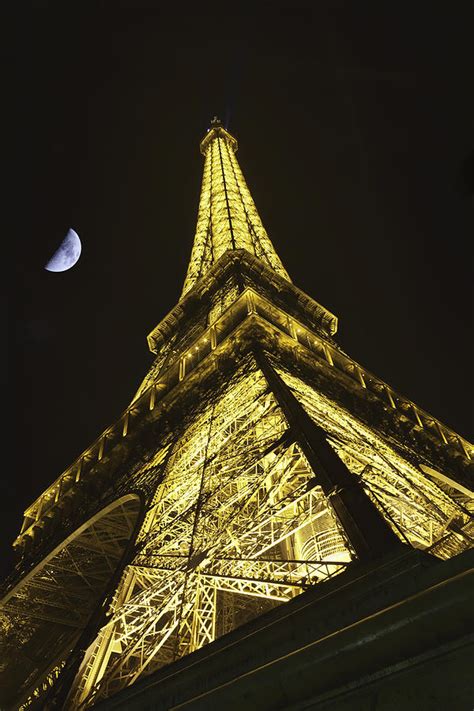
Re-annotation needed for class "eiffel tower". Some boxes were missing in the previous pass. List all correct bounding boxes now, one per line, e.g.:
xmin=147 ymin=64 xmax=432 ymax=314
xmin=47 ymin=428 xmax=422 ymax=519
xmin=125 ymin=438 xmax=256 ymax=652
xmin=2 ymin=118 xmax=473 ymax=711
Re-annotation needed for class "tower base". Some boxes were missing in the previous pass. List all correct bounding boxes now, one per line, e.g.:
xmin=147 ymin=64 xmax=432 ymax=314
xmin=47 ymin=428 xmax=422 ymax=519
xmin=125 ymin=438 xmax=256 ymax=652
xmin=92 ymin=547 xmax=473 ymax=710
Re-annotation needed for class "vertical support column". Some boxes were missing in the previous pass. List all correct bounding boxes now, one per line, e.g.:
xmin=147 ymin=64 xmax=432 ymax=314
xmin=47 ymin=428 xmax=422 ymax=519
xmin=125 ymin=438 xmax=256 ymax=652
xmin=246 ymin=291 xmax=257 ymax=315
xmin=54 ymin=482 xmax=62 ymax=504
xmin=355 ymin=366 xmax=366 ymax=388
xmin=385 ymin=386 xmax=396 ymax=409
xmin=435 ymin=421 xmax=448 ymax=445
xmin=323 ymin=344 xmax=334 ymax=366
xmin=457 ymin=436 xmax=470 ymax=460
xmin=75 ymin=459 xmax=83 ymax=483
xmin=98 ymin=436 xmax=106 ymax=461
xmin=412 ymin=405 xmax=423 ymax=428
xmin=210 ymin=326 xmax=217 ymax=350
xmin=122 ymin=412 xmax=129 ymax=437
xmin=72 ymin=567 xmax=139 ymax=707
xmin=190 ymin=575 xmax=217 ymax=652
xmin=254 ymin=348 xmax=405 ymax=561
xmin=287 ymin=317 xmax=297 ymax=341
xmin=35 ymin=498 xmax=44 ymax=522
xmin=149 ymin=385 xmax=156 ymax=411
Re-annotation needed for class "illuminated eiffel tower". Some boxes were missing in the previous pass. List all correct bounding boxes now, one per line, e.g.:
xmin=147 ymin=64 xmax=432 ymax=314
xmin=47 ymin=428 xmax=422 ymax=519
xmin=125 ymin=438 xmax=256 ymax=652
xmin=1 ymin=118 xmax=473 ymax=711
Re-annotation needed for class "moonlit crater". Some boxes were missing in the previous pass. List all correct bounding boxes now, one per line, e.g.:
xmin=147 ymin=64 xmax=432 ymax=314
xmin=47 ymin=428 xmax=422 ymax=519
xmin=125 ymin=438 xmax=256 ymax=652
xmin=45 ymin=228 xmax=82 ymax=272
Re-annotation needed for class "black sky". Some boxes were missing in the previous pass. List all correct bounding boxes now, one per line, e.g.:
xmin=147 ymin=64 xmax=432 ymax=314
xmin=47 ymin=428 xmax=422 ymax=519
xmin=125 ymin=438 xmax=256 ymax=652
xmin=6 ymin=3 xmax=473 ymax=578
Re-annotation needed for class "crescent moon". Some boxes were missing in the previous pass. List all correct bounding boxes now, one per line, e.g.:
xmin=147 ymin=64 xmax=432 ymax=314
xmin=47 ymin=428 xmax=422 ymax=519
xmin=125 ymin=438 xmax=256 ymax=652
xmin=45 ymin=228 xmax=82 ymax=272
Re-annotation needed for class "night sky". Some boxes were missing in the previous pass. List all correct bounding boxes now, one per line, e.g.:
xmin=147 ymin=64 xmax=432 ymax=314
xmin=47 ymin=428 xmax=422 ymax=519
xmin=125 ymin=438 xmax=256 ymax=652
xmin=6 ymin=4 xmax=473 ymax=579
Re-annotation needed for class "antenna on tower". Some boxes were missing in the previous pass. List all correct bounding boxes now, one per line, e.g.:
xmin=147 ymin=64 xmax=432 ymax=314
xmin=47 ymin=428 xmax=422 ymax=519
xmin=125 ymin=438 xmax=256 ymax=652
xmin=210 ymin=116 xmax=223 ymax=128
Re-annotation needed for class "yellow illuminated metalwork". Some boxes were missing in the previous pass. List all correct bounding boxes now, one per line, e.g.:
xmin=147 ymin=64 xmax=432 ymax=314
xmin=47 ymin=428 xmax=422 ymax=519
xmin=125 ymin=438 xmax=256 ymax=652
xmin=67 ymin=349 xmax=472 ymax=707
xmin=274 ymin=365 xmax=473 ymax=556
xmin=1 ymin=120 xmax=472 ymax=711
xmin=181 ymin=121 xmax=290 ymax=296
xmin=68 ymin=360 xmax=352 ymax=707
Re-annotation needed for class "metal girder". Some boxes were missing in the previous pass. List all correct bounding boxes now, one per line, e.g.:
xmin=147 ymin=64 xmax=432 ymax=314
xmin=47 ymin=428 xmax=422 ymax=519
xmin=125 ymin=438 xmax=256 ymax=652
xmin=68 ymin=363 xmax=353 ymax=707
xmin=274 ymin=361 xmax=472 ymax=558
xmin=181 ymin=126 xmax=290 ymax=297
xmin=2 ymin=497 xmax=140 ymax=711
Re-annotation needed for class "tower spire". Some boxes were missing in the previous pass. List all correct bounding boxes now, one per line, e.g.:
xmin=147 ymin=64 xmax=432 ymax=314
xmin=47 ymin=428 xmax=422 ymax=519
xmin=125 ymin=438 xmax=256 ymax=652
xmin=181 ymin=119 xmax=291 ymax=297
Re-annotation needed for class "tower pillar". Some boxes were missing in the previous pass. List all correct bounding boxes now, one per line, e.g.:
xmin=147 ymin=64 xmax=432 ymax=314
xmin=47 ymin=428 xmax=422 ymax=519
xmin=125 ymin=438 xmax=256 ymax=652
xmin=254 ymin=348 xmax=405 ymax=560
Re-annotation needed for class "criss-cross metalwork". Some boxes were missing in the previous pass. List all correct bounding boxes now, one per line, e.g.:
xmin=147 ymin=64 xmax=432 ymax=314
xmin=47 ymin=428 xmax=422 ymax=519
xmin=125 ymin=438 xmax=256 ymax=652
xmin=2 ymin=121 xmax=472 ymax=711
xmin=69 ymin=362 xmax=352 ymax=707
xmin=181 ymin=120 xmax=290 ymax=296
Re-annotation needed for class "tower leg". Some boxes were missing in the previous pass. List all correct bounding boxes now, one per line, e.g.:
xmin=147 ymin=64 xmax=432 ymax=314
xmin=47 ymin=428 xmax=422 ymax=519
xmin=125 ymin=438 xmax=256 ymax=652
xmin=254 ymin=349 xmax=405 ymax=560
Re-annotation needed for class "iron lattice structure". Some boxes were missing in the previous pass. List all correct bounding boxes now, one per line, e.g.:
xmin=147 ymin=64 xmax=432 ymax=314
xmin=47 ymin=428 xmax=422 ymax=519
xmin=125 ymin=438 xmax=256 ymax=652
xmin=1 ymin=118 xmax=473 ymax=710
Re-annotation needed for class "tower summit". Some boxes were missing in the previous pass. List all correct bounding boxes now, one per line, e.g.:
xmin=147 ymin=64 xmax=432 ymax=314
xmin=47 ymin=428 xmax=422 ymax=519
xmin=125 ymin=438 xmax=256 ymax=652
xmin=1 ymin=123 xmax=472 ymax=711
xmin=181 ymin=117 xmax=290 ymax=296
